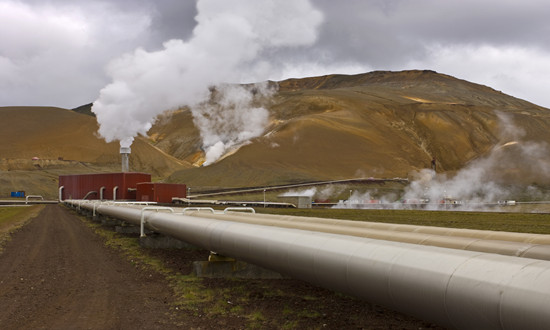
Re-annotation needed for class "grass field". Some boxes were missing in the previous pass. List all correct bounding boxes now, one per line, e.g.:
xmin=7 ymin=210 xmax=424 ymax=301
xmin=0 ymin=205 xmax=44 ymax=250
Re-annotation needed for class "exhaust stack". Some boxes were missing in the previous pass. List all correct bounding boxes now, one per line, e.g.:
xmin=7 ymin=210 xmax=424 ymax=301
xmin=120 ymin=147 xmax=131 ymax=172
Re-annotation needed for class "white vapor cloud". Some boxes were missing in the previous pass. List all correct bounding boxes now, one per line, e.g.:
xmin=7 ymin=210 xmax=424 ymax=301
xmin=0 ymin=0 xmax=152 ymax=107
xmin=281 ymin=187 xmax=318 ymax=197
xmin=406 ymin=44 xmax=550 ymax=108
xmin=335 ymin=113 xmax=550 ymax=210
xmin=1 ymin=0 xmax=550 ymax=110
xmin=193 ymin=83 xmax=275 ymax=165
xmin=92 ymin=0 xmax=323 ymax=163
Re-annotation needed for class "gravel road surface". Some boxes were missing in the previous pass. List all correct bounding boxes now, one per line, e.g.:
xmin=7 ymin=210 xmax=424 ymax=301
xmin=0 ymin=205 xmax=176 ymax=329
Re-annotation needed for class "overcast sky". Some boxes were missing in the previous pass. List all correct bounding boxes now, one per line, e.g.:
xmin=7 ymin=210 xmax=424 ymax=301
xmin=1 ymin=0 xmax=550 ymax=109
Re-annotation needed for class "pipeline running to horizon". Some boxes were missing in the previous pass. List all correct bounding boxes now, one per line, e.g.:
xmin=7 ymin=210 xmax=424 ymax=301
xmin=66 ymin=200 xmax=550 ymax=329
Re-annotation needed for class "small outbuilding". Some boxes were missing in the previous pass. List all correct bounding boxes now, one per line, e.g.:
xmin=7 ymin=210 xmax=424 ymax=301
xmin=136 ymin=182 xmax=187 ymax=203
xmin=278 ymin=195 xmax=312 ymax=209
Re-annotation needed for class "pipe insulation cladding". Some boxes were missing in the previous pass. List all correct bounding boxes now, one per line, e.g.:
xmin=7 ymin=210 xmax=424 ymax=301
xmin=184 ymin=211 xmax=550 ymax=261
xmin=207 ymin=211 xmax=550 ymax=244
xmin=68 ymin=201 xmax=550 ymax=329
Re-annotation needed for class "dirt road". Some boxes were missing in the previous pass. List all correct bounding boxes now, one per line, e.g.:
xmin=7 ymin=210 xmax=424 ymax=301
xmin=0 ymin=205 xmax=177 ymax=329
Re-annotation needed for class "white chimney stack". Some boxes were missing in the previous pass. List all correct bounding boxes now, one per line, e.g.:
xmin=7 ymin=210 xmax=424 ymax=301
xmin=120 ymin=147 xmax=131 ymax=172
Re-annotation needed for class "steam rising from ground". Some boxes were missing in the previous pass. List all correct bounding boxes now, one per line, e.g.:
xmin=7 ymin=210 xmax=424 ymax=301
xmin=280 ymin=187 xmax=319 ymax=197
xmin=91 ymin=0 xmax=323 ymax=163
xmin=401 ymin=113 xmax=550 ymax=209
xmin=194 ymin=83 xmax=275 ymax=165
xmin=334 ymin=113 xmax=550 ymax=210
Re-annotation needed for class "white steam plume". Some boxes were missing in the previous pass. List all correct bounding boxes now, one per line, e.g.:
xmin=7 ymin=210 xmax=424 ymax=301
xmin=334 ymin=190 xmax=397 ymax=209
xmin=402 ymin=113 xmax=550 ymax=209
xmin=280 ymin=186 xmax=340 ymax=199
xmin=194 ymin=83 xmax=275 ymax=165
xmin=280 ymin=187 xmax=318 ymax=197
xmin=92 ymin=0 xmax=323 ymax=160
xmin=335 ymin=113 xmax=550 ymax=210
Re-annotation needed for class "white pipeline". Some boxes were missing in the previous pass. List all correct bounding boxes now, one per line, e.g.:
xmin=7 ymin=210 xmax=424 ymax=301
xmin=190 ymin=211 xmax=550 ymax=260
xmin=67 ymin=200 xmax=550 ymax=329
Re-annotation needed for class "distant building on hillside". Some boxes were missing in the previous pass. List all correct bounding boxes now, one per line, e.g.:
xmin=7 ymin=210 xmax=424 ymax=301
xmin=136 ymin=182 xmax=187 ymax=203
xmin=278 ymin=195 xmax=312 ymax=209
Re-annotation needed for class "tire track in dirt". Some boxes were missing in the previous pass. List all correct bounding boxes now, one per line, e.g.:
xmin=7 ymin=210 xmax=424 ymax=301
xmin=0 ymin=205 xmax=178 ymax=329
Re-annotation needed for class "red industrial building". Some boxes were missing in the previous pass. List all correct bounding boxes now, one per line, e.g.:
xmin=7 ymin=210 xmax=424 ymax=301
xmin=59 ymin=172 xmax=186 ymax=202
xmin=136 ymin=182 xmax=187 ymax=203
xmin=59 ymin=172 xmax=151 ymax=200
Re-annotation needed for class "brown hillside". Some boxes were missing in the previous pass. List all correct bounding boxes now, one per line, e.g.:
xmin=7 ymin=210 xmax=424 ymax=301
xmin=163 ymin=70 xmax=550 ymax=187
xmin=3 ymin=70 xmax=550 ymax=196
xmin=0 ymin=106 xmax=190 ymax=198
xmin=147 ymin=109 xmax=203 ymax=163
xmin=0 ymin=106 xmax=118 ymax=162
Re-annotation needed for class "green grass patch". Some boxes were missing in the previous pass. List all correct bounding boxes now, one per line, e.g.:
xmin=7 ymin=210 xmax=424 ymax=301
xmin=0 ymin=205 xmax=42 ymax=228
xmin=0 ymin=205 xmax=44 ymax=251
xmin=248 ymin=311 xmax=265 ymax=320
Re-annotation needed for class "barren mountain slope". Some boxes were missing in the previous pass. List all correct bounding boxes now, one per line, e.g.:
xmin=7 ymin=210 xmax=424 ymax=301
xmin=163 ymin=70 xmax=550 ymax=187
xmin=0 ymin=106 xmax=190 ymax=198
xmin=147 ymin=109 xmax=203 ymax=165
xmin=2 ymin=70 xmax=549 ymax=197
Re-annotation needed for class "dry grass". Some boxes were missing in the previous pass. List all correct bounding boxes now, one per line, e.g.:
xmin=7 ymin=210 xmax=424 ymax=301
xmin=0 ymin=205 xmax=44 ymax=251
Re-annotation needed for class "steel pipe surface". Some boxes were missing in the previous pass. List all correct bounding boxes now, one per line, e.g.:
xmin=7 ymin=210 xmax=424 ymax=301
xmin=67 ymin=201 xmax=550 ymax=329
xmin=217 ymin=211 xmax=550 ymax=244
xmin=184 ymin=211 xmax=550 ymax=261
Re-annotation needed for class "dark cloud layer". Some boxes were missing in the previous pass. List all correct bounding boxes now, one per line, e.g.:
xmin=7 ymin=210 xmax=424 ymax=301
xmin=1 ymin=0 xmax=549 ymax=108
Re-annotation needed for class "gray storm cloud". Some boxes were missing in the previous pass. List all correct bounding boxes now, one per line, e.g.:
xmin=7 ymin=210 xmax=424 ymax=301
xmin=3 ymin=1 xmax=550 ymax=109
xmin=91 ymin=0 xmax=323 ymax=165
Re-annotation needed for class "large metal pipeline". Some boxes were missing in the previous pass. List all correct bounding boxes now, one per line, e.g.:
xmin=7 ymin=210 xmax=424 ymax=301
xmin=74 ymin=200 xmax=550 ymax=260
xmin=214 ymin=211 xmax=550 ymax=244
xmin=67 ymin=200 xmax=550 ymax=329
xmin=187 ymin=211 xmax=550 ymax=260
